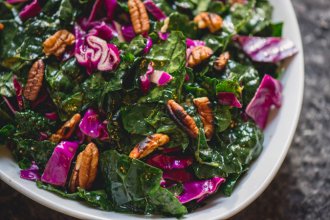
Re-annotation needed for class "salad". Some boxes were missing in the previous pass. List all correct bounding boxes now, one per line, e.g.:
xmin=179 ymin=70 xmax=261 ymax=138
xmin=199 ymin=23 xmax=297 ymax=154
xmin=0 ymin=0 xmax=298 ymax=217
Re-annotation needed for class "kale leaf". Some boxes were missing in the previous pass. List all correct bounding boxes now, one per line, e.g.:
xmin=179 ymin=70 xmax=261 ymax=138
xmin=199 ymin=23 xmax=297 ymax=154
xmin=36 ymin=181 xmax=113 ymax=211
xmin=12 ymin=138 xmax=56 ymax=170
xmin=15 ymin=110 xmax=55 ymax=139
xmin=100 ymin=150 xmax=188 ymax=216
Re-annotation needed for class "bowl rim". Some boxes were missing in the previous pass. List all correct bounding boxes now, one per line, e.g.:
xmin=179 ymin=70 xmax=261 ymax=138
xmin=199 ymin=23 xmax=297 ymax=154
xmin=0 ymin=0 xmax=304 ymax=219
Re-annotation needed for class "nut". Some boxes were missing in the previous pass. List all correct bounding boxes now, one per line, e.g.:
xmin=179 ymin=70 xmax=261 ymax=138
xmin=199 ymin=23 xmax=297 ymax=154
xmin=49 ymin=114 xmax=81 ymax=143
xmin=167 ymin=99 xmax=199 ymax=138
xmin=128 ymin=0 xmax=150 ymax=35
xmin=214 ymin=52 xmax=230 ymax=71
xmin=43 ymin=30 xmax=75 ymax=57
xmin=69 ymin=142 xmax=99 ymax=192
xmin=193 ymin=97 xmax=214 ymax=140
xmin=23 ymin=59 xmax=44 ymax=101
xmin=0 ymin=23 xmax=4 ymax=31
xmin=187 ymin=46 xmax=213 ymax=68
xmin=129 ymin=134 xmax=169 ymax=159
xmin=194 ymin=12 xmax=223 ymax=33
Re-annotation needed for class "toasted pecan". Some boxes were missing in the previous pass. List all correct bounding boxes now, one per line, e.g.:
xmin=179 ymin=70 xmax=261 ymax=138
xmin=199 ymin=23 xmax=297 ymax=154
xmin=194 ymin=12 xmax=223 ymax=33
xmin=187 ymin=46 xmax=213 ymax=68
xmin=167 ymin=100 xmax=199 ymax=138
xmin=49 ymin=114 xmax=81 ymax=143
xmin=69 ymin=143 xmax=99 ymax=192
xmin=129 ymin=134 xmax=169 ymax=159
xmin=23 ymin=60 xmax=44 ymax=101
xmin=43 ymin=30 xmax=75 ymax=57
xmin=128 ymin=0 xmax=150 ymax=35
xmin=193 ymin=97 xmax=214 ymax=140
xmin=214 ymin=52 xmax=230 ymax=71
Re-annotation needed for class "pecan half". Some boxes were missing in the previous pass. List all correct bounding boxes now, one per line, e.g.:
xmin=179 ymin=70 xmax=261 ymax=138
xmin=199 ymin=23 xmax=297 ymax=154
xmin=214 ymin=52 xmax=230 ymax=71
xmin=128 ymin=0 xmax=150 ymax=35
xmin=129 ymin=134 xmax=169 ymax=159
xmin=194 ymin=12 xmax=223 ymax=33
xmin=23 ymin=59 xmax=44 ymax=101
xmin=0 ymin=23 xmax=4 ymax=31
xmin=49 ymin=114 xmax=81 ymax=143
xmin=43 ymin=30 xmax=75 ymax=57
xmin=69 ymin=142 xmax=99 ymax=192
xmin=167 ymin=100 xmax=199 ymax=138
xmin=193 ymin=97 xmax=214 ymax=140
xmin=187 ymin=46 xmax=213 ymax=68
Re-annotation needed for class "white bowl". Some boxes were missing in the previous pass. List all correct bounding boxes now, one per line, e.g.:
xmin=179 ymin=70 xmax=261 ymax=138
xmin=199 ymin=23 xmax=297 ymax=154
xmin=0 ymin=0 xmax=304 ymax=219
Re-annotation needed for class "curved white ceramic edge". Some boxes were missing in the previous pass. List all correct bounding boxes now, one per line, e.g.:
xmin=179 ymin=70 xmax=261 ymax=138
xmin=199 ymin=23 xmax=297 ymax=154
xmin=0 ymin=0 xmax=304 ymax=219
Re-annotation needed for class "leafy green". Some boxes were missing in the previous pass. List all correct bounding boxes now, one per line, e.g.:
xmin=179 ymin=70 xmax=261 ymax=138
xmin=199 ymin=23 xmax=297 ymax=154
xmin=213 ymin=105 xmax=232 ymax=133
xmin=146 ymin=31 xmax=186 ymax=74
xmin=15 ymin=110 xmax=55 ymax=139
xmin=0 ymin=124 xmax=15 ymax=144
xmin=12 ymin=138 xmax=56 ymax=170
xmin=223 ymin=0 xmax=256 ymax=34
xmin=193 ymin=121 xmax=263 ymax=179
xmin=0 ymin=71 xmax=15 ymax=97
xmin=239 ymin=0 xmax=273 ymax=35
xmin=224 ymin=60 xmax=260 ymax=106
xmin=36 ymin=181 xmax=113 ymax=211
xmin=166 ymin=12 xmax=198 ymax=39
xmin=100 ymin=150 xmax=187 ymax=216
xmin=121 ymin=104 xmax=155 ymax=136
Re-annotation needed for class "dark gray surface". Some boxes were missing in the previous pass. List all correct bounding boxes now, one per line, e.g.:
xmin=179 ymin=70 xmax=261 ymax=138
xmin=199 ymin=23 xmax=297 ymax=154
xmin=1 ymin=0 xmax=329 ymax=219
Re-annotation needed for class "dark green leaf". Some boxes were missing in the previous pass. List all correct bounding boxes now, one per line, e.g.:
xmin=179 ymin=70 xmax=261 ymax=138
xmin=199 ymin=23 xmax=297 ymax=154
xmin=15 ymin=110 xmax=55 ymax=139
xmin=12 ymin=138 xmax=56 ymax=170
xmin=100 ymin=150 xmax=187 ymax=216
xmin=0 ymin=71 xmax=14 ymax=97
xmin=36 ymin=181 xmax=113 ymax=210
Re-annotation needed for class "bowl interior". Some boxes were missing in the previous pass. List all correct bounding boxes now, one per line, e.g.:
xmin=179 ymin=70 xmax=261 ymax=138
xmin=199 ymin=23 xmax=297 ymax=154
xmin=0 ymin=0 xmax=304 ymax=219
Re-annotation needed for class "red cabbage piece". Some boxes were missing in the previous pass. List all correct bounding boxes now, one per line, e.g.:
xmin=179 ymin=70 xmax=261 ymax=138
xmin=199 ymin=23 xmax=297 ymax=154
xmin=88 ymin=22 xmax=115 ymax=41
xmin=79 ymin=109 xmax=109 ymax=141
xmin=143 ymin=36 xmax=153 ymax=54
xmin=158 ymin=32 xmax=169 ymax=41
xmin=177 ymin=177 xmax=225 ymax=204
xmin=75 ymin=35 xmax=120 ymax=74
xmin=236 ymin=36 xmax=298 ymax=63
xmin=147 ymin=154 xmax=193 ymax=170
xmin=104 ymin=0 xmax=117 ymax=20
xmin=150 ymin=70 xmax=173 ymax=86
xmin=20 ymin=162 xmax=40 ymax=181
xmin=13 ymin=75 xmax=23 ymax=110
xmin=143 ymin=0 xmax=167 ymax=21
xmin=79 ymin=109 xmax=102 ymax=138
xmin=140 ymin=62 xmax=154 ymax=93
xmin=163 ymin=169 xmax=194 ymax=183
xmin=87 ymin=0 xmax=103 ymax=22
xmin=217 ymin=92 xmax=242 ymax=108
xmin=98 ymin=120 xmax=110 ymax=141
xmin=122 ymin=25 xmax=136 ymax=42
xmin=41 ymin=141 xmax=79 ymax=186
xmin=19 ymin=0 xmax=42 ymax=21
xmin=44 ymin=112 xmax=58 ymax=121
xmin=39 ymin=132 xmax=48 ymax=141
xmin=87 ymin=0 xmax=117 ymax=22
xmin=140 ymin=62 xmax=173 ymax=92
xmin=246 ymin=74 xmax=282 ymax=129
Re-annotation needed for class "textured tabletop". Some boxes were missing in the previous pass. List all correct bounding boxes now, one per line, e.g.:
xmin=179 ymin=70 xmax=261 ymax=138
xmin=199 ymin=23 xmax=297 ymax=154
xmin=1 ymin=0 xmax=329 ymax=219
